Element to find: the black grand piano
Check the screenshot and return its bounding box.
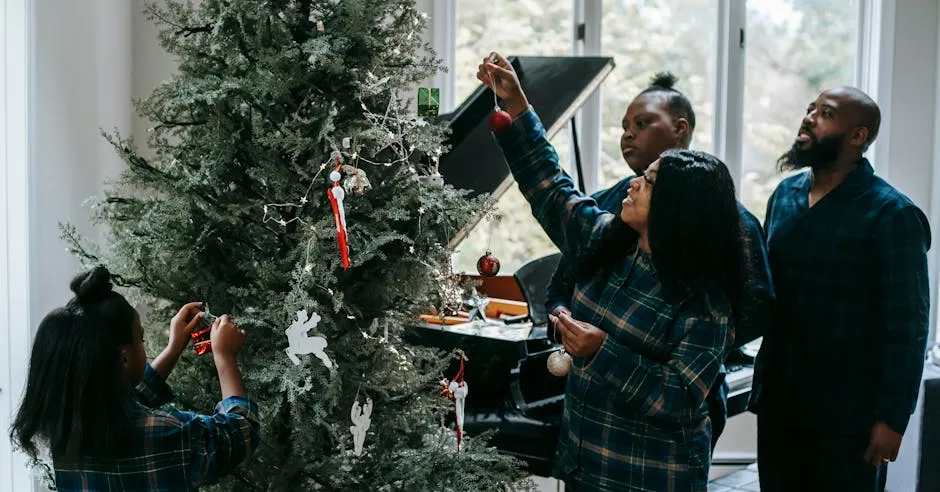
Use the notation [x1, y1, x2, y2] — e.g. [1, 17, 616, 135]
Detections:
[405, 56, 760, 476]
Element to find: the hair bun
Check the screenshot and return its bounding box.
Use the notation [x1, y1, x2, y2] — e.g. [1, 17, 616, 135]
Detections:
[649, 71, 679, 90]
[69, 266, 114, 303]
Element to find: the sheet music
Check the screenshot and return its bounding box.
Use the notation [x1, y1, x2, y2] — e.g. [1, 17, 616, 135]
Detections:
[418, 319, 533, 342]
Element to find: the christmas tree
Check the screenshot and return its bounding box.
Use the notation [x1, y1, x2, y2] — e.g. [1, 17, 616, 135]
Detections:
[62, 0, 531, 490]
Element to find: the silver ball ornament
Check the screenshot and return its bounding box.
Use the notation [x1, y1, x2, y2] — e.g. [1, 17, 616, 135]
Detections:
[547, 349, 572, 377]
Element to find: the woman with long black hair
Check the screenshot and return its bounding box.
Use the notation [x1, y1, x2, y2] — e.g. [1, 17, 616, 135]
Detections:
[480, 52, 746, 491]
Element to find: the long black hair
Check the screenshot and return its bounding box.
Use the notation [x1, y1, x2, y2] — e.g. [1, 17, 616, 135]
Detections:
[10, 266, 139, 462]
[648, 150, 745, 321]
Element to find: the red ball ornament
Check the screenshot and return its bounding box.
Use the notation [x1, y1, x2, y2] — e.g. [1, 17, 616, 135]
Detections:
[190, 303, 216, 356]
[476, 250, 501, 277]
[191, 326, 212, 355]
[489, 108, 513, 133]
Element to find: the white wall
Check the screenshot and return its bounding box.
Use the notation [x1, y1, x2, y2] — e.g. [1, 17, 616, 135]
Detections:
[2, 0, 136, 488]
[1, 0, 34, 488]
[31, 0, 134, 317]
[867, 1, 939, 490]
[415, 0, 455, 112]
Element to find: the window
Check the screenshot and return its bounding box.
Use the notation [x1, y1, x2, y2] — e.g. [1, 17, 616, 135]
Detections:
[740, 0, 860, 219]
[451, 0, 575, 273]
[445, 0, 864, 270]
[1, 1, 34, 489]
[598, 0, 719, 189]
[453, 1, 575, 104]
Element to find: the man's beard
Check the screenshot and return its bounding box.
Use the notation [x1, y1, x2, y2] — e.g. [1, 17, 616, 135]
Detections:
[777, 132, 845, 172]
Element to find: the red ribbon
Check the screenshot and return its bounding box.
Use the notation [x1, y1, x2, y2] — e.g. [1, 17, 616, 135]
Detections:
[327, 158, 350, 270]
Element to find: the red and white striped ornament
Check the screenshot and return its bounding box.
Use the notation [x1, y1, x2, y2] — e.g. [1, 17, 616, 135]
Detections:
[327, 157, 350, 270]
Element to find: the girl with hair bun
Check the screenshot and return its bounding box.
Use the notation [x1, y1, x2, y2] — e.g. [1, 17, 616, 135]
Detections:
[10, 266, 259, 491]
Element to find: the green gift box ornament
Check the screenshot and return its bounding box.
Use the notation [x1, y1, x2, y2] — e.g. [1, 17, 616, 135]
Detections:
[417, 88, 440, 117]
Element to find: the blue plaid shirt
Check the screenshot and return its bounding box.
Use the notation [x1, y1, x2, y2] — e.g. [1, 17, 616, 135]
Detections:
[496, 108, 732, 491]
[52, 364, 261, 491]
[544, 176, 775, 451]
[545, 179, 773, 348]
[750, 160, 931, 436]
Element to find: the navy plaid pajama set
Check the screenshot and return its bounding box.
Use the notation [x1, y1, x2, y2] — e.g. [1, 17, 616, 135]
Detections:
[749, 160, 931, 491]
[52, 364, 261, 491]
[544, 176, 774, 451]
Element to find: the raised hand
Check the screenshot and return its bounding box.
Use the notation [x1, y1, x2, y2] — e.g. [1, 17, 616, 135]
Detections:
[168, 301, 206, 353]
[151, 301, 205, 379]
[475, 51, 530, 119]
[211, 314, 246, 358]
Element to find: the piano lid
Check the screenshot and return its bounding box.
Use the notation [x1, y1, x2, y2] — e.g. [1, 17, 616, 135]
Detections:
[436, 56, 615, 248]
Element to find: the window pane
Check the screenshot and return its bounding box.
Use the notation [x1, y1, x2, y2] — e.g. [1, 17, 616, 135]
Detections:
[741, 0, 859, 220]
[451, 1, 574, 273]
[599, 0, 719, 189]
[454, 1, 574, 104]
[451, 186, 560, 274]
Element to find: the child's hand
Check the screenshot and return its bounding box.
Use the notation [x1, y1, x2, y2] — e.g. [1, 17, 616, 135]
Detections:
[168, 301, 205, 354]
[152, 301, 206, 379]
[211, 315, 245, 359]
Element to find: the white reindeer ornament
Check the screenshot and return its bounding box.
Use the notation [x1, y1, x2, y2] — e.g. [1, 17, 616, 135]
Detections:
[284, 309, 334, 369]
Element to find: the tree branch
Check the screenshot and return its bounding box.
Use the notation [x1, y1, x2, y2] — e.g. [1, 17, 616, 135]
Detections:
[155, 119, 208, 129]
[176, 25, 212, 37]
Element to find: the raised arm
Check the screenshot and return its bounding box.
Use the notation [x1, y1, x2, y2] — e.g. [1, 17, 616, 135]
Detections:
[188, 313, 257, 486]
[480, 53, 619, 261]
[135, 363, 175, 408]
[166, 396, 261, 488]
[545, 186, 633, 317]
[150, 302, 206, 380]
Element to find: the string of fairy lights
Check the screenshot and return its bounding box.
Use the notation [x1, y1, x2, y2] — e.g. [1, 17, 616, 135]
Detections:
[260, 95, 441, 275]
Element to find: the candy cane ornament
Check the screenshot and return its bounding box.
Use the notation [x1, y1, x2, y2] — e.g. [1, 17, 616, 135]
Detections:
[327, 159, 350, 270]
[440, 350, 469, 452]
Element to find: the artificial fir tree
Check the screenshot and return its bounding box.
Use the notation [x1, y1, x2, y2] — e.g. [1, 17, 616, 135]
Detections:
[63, 1, 532, 490]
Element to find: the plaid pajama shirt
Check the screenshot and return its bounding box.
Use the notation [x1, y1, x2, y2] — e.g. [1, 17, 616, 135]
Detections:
[52, 364, 260, 491]
[543, 175, 775, 451]
[496, 108, 732, 491]
[750, 160, 931, 436]
[544, 179, 774, 344]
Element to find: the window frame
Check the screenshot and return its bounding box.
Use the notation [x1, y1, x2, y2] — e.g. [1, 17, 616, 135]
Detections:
[713, 0, 747, 186]
[572, 0, 603, 194]
[442, 0, 876, 207]
[0, 0, 36, 490]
